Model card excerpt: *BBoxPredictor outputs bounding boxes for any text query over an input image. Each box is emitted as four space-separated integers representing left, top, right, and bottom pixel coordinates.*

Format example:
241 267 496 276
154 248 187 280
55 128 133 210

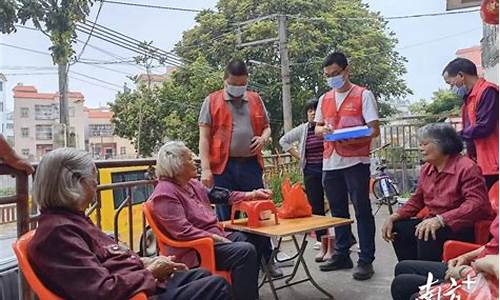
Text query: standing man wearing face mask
314 52 380 280
442 57 499 189
198 59 272 220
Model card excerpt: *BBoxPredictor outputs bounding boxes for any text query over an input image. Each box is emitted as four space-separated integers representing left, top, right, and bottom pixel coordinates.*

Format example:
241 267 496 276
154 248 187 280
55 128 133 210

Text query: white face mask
326 74 345 89
226 84 247 98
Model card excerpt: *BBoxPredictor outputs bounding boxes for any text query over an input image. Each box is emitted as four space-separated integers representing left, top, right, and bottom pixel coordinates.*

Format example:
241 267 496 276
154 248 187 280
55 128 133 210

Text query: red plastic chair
442 240 482 262
12 230 147 300
473 181 499 244
143 201 231 283
441 182 499 261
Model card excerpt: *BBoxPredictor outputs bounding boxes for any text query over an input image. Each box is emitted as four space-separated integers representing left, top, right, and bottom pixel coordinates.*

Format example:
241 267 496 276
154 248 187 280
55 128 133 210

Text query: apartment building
13 84 86 161
86 107 137 159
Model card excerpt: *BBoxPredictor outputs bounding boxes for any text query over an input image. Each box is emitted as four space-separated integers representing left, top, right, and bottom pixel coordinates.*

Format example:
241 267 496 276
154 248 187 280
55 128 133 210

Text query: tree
111 58 222 156
409 89 462 118
174 0 411 142
1 0 95 145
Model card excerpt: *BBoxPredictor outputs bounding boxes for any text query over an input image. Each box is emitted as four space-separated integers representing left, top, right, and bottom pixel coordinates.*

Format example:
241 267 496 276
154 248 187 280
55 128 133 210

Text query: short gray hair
418 123 463 155
33 148 95 211
156 141 190 179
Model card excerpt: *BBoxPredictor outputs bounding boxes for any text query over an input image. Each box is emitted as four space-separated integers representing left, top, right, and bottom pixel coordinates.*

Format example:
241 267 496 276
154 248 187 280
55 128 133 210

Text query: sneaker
319 254 353 272
268 262 284 278
313 241 322 250
352 262 374 280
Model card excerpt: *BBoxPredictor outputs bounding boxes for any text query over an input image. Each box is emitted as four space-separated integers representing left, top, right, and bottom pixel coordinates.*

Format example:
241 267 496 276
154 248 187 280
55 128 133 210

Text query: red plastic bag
278 179 312 219
468 273 499 300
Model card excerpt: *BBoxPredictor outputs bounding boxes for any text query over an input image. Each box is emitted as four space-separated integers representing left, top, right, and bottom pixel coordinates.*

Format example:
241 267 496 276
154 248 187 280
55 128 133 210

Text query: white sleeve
314 94 325 124
362 90 379 123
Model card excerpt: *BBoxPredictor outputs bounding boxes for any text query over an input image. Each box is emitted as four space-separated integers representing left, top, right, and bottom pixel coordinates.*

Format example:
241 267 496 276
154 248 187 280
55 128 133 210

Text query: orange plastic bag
281 177 292 197
278 179 312 219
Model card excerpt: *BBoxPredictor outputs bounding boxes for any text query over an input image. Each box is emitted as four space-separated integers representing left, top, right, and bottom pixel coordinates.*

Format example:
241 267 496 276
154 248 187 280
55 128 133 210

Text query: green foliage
267 169 302 205
112 0 411 152
1 0 95 64
409 89 462 118
111 58 223 156
175 0 411 142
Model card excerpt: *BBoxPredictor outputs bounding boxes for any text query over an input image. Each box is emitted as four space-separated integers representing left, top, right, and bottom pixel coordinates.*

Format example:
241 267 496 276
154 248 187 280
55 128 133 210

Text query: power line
70 70 124 89
0 42 51 57
73 0 105 64
76 23 183 67
289 26 483 67
285 8 480 22
81 20 185 65
0 42 136 76
97 0 204 13
2 72 57 76
68 75 122 92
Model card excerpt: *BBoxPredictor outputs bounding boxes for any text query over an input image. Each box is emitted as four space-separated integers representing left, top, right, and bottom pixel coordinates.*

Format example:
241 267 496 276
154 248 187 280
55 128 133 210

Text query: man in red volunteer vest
198 59 282 277
442 57 499 189
314 52 380 280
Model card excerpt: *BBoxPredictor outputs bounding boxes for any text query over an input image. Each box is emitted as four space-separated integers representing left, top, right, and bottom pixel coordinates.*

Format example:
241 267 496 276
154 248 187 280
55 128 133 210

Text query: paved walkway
259 205 397 300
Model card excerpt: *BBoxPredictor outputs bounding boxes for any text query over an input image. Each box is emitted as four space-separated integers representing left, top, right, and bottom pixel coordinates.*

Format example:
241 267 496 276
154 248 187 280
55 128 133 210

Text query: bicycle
370 143 400 215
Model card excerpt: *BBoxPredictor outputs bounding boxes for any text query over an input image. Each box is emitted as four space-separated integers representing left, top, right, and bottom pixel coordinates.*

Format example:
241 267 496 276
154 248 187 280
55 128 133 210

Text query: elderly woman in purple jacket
148 141 282 300
28 148 230 300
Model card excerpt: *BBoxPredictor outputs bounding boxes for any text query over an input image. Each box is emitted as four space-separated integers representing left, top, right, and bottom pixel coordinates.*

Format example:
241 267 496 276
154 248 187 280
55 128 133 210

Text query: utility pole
278 15 292 132
58 63 70 147
236 14 293 132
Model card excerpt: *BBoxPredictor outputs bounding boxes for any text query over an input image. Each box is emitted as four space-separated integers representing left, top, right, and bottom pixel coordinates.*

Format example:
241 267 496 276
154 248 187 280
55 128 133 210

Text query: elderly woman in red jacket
28 148 230 300
381 123 494 262
148 141 283 300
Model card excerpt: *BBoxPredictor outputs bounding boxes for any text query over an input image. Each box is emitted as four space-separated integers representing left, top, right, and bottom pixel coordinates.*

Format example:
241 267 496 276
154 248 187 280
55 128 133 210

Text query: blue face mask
226 84 247 98
326 74 345 89
451 85 467 99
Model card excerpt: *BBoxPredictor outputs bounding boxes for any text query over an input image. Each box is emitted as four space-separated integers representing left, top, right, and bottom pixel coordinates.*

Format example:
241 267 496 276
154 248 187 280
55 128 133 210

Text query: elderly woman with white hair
148 141 279 300
381 123 495 262
28 148 231 300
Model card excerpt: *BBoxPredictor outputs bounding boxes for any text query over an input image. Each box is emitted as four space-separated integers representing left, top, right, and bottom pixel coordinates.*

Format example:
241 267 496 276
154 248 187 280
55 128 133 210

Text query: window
120 147 126 155
21 149 29 156
6 123 13 130
21 128 29 138
111 171 153 209
35 105 55 120
20 107 29 118
89 124 113 137
0 102 3 112
0 81 3 91
36 125 53 140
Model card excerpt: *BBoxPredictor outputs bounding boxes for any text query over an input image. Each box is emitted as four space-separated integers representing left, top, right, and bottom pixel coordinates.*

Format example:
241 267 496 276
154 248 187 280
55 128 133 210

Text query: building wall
14 89 86 161
87 109 137 159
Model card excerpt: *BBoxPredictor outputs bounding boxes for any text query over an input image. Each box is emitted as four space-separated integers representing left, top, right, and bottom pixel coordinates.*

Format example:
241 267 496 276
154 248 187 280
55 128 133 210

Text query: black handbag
208 186 231 204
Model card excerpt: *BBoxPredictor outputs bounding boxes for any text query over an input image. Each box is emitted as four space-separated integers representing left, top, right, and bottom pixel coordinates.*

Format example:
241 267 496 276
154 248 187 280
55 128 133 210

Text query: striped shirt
305 124 324 166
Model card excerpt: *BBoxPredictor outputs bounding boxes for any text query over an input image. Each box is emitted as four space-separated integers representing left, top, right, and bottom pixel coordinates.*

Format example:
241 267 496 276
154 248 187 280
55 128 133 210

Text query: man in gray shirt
198 59 271 219
198 59 282 278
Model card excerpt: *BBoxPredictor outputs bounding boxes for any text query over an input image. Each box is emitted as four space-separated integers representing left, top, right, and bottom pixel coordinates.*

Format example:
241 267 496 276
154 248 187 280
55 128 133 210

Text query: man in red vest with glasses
315 52 380 280
442 57 499 189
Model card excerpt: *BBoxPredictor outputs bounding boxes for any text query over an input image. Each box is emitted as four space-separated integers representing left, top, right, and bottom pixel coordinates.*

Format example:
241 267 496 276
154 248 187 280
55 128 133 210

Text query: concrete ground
259 205 397 300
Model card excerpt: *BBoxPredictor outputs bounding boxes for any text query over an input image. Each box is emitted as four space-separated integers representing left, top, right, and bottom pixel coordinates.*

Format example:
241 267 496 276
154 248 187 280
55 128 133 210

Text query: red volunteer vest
208 90 267 175
321 85 371 158
462 78 499 175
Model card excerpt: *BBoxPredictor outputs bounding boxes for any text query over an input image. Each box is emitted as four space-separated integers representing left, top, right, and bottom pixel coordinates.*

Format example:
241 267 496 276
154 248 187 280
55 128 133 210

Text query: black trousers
392 219 475 262
158 268 231 300
304 169 327 241
323 163 376 264
213 231 267 300
391 260 447 300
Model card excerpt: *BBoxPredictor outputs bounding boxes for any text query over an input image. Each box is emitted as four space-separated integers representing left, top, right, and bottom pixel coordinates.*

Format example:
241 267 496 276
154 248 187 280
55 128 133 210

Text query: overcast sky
0 0 482 111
